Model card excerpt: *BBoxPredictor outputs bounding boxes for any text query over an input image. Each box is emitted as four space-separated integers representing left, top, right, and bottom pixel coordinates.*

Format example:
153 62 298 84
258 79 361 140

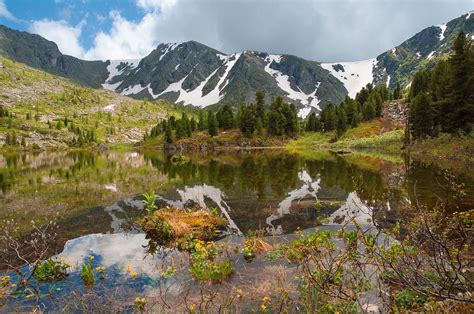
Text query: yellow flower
236 288 243 298
131 271 137 280
262 296 270 303
125 264 132 273
260 304 267 312
190 304 196 311
195 242 202 249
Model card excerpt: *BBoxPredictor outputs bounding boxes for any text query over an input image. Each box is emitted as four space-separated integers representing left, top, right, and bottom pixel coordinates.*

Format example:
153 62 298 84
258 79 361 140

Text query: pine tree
362 100 376 120
255 117 263 135
165 123 173 144
255 91 266 122
175 120 186 139
321 103 337 131
443 31 473 133
305 113 317 132
409 92 433 139
198 111 206 131
239 105 256 137
208 111 218 137
281 103 298 136
218 104 234 130
190 117 197 132
337 107 348 136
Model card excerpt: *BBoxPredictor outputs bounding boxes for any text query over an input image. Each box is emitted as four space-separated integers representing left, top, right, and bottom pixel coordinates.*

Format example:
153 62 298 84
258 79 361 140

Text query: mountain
0 11 473 117
0 25 108 88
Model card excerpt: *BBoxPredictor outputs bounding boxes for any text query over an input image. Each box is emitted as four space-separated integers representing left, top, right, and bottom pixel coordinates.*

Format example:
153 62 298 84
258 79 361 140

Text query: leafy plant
187 239 233 283
81 256 95 289
33 259 70 282
142 192 158 213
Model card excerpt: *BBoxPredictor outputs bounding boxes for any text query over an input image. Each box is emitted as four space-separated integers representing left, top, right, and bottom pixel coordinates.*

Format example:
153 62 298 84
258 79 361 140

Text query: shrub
33 259 70 282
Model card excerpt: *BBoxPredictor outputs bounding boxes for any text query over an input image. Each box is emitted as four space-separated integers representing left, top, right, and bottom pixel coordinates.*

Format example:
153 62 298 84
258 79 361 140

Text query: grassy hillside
0 56 170 149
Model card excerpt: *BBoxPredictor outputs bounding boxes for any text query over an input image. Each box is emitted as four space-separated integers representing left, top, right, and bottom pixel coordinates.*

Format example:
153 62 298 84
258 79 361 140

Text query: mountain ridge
1 11 472 117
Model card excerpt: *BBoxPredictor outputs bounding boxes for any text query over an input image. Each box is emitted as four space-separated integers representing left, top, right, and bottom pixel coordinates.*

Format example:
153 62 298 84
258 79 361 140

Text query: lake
1 149 473 310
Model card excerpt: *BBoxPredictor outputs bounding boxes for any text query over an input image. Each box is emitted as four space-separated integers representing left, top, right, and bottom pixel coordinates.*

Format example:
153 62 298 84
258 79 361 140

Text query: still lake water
0 149 473 309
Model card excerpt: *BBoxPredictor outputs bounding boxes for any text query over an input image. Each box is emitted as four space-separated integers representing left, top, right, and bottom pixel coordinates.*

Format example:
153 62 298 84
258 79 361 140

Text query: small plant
135 297 147 311
187 239 233 283
242 230 272 262
142 192 158 213
33 259 70 282
394 288 427 311
81 256 95 289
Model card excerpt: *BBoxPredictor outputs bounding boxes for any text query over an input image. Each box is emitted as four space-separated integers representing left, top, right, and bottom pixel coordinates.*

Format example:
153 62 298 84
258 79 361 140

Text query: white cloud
0 0 18 21
29 19 86 58
83 11 161 60
26 0 474 62
136 0 177 12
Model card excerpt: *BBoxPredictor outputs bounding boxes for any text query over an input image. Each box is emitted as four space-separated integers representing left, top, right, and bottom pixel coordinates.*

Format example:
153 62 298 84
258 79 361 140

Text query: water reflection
1 150 473 243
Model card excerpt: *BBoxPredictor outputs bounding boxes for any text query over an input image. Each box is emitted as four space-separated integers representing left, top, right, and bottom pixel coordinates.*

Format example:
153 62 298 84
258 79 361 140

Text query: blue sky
0 0 472 62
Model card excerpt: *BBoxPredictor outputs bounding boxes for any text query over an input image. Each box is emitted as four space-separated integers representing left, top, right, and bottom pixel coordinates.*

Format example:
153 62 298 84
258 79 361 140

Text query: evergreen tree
362 100 376 120
336 107 348 136
393 82 401 100
443 31 473 133
267 97 286 136
281 103 298 136
218 104 234 130
255 117 263 135
305 113 317 132
255 91 266 122
321 103 337 131
165 123 173 144
175 120 186 139
239 105 256 137
190 117 197 132
198 111 206 131
208 111 218 137
409 92 433 139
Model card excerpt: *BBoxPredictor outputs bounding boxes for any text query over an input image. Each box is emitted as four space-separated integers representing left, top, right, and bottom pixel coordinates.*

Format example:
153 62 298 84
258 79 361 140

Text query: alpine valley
1 11 473 117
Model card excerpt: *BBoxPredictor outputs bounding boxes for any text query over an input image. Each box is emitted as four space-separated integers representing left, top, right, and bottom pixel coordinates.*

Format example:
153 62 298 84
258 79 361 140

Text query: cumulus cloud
28 0 473 61
83 11 162 60
136 0 177 12
29 19 86 57
0 0 18 21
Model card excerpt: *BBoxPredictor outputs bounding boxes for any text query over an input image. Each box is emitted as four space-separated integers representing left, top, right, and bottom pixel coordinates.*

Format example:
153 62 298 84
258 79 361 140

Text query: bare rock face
385 102 408 125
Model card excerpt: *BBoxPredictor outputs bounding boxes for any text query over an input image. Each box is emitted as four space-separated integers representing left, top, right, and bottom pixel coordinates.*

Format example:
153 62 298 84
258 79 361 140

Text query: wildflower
131 271 137 280
125 264 132 273
236 288 243 298
260 303 267 312
190 304 196 312
262 296 270 303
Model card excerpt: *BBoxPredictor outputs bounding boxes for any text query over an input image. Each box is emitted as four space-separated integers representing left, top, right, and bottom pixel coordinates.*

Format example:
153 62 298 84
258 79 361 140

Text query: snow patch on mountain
102 59 140 90
158 42 179 61
321 59 376 98
437 24 447 41
155 53 242 108
466 10 473 20
263 54 321 117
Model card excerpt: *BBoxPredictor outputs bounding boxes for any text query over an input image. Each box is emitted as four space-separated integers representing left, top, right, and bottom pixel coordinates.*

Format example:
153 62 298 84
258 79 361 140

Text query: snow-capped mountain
0 11 472 117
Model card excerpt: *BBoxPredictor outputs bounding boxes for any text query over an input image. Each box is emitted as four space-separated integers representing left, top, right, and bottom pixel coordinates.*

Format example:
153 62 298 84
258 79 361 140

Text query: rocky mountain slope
0 11 472 117
0 56 166 148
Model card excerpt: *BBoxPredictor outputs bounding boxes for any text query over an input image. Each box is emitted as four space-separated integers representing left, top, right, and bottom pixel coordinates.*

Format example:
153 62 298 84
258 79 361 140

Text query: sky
0 0 472 62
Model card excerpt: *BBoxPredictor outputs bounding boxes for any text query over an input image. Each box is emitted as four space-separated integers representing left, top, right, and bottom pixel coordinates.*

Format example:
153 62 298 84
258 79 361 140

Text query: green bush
33 259 70 282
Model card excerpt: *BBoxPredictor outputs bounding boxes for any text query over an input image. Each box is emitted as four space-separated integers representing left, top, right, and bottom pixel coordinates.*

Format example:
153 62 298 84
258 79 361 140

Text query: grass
408 132 474 177
286 120 404 155
0 56 170 149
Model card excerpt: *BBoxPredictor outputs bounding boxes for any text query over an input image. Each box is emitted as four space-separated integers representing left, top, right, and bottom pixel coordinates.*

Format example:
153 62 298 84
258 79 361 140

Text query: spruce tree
208 111 218 137
337 107 348 136
165 123 173 143
409 92 433 139
255 91 266 122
